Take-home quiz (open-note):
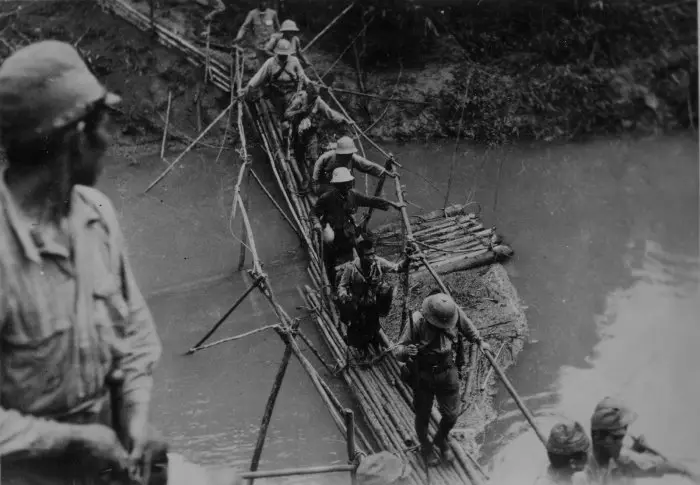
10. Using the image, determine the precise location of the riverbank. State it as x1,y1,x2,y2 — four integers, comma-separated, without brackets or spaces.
2,0,695,147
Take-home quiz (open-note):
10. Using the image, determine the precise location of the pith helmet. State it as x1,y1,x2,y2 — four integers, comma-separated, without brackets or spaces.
547,420,591,455
591,396,638,431
421,293,459,330
280,19,300,32
330,167,354,184
335,136,358,155
0,40,121,141
274,38,295,55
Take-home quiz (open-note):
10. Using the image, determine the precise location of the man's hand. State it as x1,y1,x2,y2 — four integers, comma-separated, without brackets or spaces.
392,201,406,211
299,118,311,132
385,170,398,178
238,87,249,99
631,434,649,453
123,404,150,475
405,344,418,357
74,424,129,469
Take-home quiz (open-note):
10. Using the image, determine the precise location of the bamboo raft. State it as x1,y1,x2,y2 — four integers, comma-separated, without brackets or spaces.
96,1,532,483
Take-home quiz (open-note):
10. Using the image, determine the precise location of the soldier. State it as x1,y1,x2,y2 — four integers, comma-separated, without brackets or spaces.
0,40,162,484
534,420,591,485
584,396,698,484
284,83,351,192
239,38,310,118
264,19,310,68
336,238,411,359
232,0,280,66
312,136,395,197
310,167,404,291
394,293,491,466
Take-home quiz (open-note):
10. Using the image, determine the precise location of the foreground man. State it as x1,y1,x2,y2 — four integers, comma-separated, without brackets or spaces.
534,420,590,485
585,396,698,484
0,41,242,485
284,83,351,192
264,19,310,68
312,136,394,196
0,40,161,484
337,238,410,358
240,38,310,118
395,293,490,467
310,168,403,291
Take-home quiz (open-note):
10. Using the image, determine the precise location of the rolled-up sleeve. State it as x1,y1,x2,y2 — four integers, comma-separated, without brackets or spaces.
316,99,348,125
351,154,385,178
394,313,419,362
456,307,481,343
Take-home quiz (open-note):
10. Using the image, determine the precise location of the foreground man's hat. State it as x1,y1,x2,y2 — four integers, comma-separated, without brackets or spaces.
422,293,459,330
0,40,121,140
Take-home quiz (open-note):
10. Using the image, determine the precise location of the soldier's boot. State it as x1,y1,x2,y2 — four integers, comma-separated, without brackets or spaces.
433,421,456,464
419,441,441,467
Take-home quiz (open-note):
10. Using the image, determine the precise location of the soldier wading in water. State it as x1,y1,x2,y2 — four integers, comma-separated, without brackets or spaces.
395,292,491,466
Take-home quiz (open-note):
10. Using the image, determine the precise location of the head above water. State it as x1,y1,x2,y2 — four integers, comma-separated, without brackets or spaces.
590,396,637,458
0,40,119,188
546,419,591,474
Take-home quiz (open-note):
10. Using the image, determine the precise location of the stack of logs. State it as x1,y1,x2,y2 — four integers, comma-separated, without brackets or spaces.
250,100,492,485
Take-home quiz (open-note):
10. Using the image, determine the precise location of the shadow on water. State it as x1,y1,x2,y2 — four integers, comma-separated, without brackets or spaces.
97,132,698,482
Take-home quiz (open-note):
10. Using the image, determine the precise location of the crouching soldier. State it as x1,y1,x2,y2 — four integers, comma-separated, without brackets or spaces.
394,293,490,466
312,136,394,197
284,83,351,193
239,38,309,118
534,420,591,485
310,168,404,292
336,238,411,359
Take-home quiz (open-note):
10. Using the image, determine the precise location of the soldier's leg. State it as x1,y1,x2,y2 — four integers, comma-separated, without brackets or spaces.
432,368,461,462
413,380,435,449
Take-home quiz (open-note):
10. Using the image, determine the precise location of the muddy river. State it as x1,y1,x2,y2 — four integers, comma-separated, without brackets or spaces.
98,132,698,483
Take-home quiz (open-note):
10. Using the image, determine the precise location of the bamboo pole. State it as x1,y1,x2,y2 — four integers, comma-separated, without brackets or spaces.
344,410,358,485
443,73,472,210
160,90,172,160
240,464,355,480
326,86,429,105
250,169,302,240
248,338,294,483
302,2,356,53
238,171,252,270
186,275,264,354
359,158,394,231
145,101,235,193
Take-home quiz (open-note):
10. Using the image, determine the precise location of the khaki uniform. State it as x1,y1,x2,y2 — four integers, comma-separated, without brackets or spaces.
395,309,479,451
247,55,309,117
264,33,307,65
0,178,162,483
236,8,279,49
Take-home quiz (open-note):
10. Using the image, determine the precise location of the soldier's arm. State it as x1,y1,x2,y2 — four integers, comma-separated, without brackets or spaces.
619,449,695,479
309,194,326,230
295,61,310,89
336,265,353,299
353,191,395,211
351,154,388,178
295,38,310,66
246,60,273,91
272,11,280,30
311,152,330,189
316,98,349,125
393,312,419,362
376,256,401,273
263,35,277,57
235,9,256,42
456,306,482,344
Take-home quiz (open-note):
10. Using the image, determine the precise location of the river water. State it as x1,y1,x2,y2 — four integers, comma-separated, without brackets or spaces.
99,132,698,483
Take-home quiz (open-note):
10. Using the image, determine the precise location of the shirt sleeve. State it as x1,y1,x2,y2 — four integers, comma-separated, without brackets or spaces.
394,312,420,362
351,154,386,178
376,256,400,273
247,59,273,90
310,194,327,228
263,34,277,53
456,306,481,343
353,191,392,211
104,205,162,407
312,151,331,186
316,99,348,125
236,9,256,40
337,265,353,299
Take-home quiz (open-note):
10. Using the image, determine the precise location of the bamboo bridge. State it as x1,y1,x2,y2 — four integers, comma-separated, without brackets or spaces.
96,0,545,482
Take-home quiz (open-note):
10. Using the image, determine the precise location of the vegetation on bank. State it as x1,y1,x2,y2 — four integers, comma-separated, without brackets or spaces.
1,0,695,146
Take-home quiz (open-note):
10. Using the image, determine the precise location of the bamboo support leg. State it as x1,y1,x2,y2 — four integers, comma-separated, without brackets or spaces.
248,341,294,483
238,170,252,270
